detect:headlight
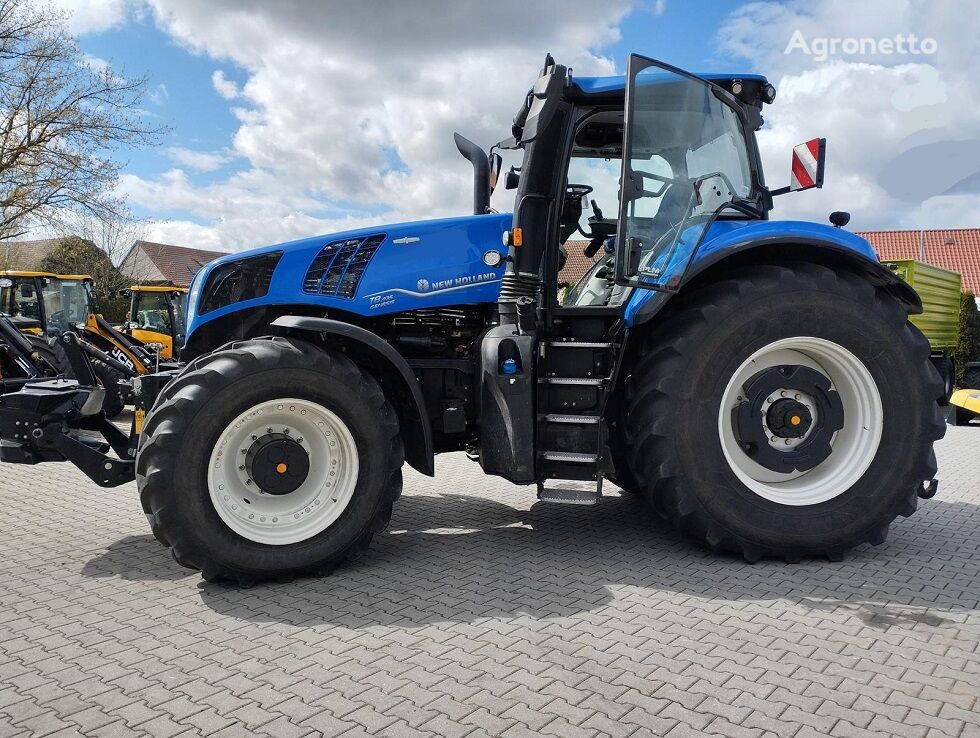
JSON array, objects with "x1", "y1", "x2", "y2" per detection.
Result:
[{"x1": 199, "y1": 251, "x2": 283, "y2": 315}]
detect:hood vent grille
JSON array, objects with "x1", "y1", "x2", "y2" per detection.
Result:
[{"x1": 303, "y1": 233, "x2": 386, "y2": 299}]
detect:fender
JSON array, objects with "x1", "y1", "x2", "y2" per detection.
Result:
[
  {"x1": 626, "y1": 221, "x2": 922, "y2": 326},
  {"x1": 270, "y1": 315, "x2": 435, "y2": 476}
]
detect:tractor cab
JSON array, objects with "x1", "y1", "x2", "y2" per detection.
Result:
[
  {"x1": 500, "y1": 55, "x2": 780, "y2": 318},
  {"x1": 117, "y1": 286, "x2": 188, "y2": 360}
]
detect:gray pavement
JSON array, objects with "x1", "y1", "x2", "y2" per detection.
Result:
[{"x1": 0, "y1": 424, "x2": 978, "y2": 737}]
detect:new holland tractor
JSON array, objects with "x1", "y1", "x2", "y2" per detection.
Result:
[{"x1": 0, "y1": 55, "x2": 945, "y2": 584}]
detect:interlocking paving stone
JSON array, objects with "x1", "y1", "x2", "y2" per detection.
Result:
[{"x1": 0, "y1": 420, "x2": 978, "y2": 736}]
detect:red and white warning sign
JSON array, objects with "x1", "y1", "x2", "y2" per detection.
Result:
[{"x1": 790, "y1": 137, "x2": 825, "y2": 191}]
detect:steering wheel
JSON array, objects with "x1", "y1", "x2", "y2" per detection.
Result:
[{"x1": 566, "y1": 183, "x2": 593, "y2": 199}]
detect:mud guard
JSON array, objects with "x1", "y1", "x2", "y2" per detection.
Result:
[{"x1": 270, "y1": 315, "x2": 435, "y2": 476}]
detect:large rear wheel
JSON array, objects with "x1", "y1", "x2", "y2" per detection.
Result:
[
  {"x1": 137, "y1": 337, "x2": 403, "y2": 584},
  {"x1": 623, "y1": 261, "x2": 946, "y2": 561}
]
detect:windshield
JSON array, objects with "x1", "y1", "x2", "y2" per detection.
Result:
[
  {"x1": 173, "y1": 293, "x2": 187, "y2": 339},
  {"x1": 618, "y1": 64, "x2": 754, "y2": 290},
  {"x1": 42, "y1": 279, "x2": 92, "y2": 332}
]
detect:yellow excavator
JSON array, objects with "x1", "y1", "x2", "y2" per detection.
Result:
[{"x1": 116, "y1": 286, "x2": 187, "y2": 361}]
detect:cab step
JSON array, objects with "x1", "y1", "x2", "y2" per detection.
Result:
[
  {"x1": 541, "y1": 377, "x2": 605, "y2": 386},
  {"x1": 541, "y1": 450, "x2": 599, "y2": 463},
  {"x1": 537, "y1": 478, "x2": 602, "y2": 505},
  {"x1": 544, "y1": 341, "x2": 612, "y2": 349},
  {"x1": 543, "y1": 414, "x2": 600, "y2": 424}
]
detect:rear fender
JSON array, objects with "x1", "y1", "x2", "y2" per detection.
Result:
[
  {"x1": 270, "y1": 315, "x2": 434, "y2": 476},
  {"x1": 627, "y1": 231, "x2": 922, "y2": 326}
]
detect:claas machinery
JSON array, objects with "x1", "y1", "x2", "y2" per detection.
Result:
[{"x1": 0, "y1": 55, "x2": 945, "y2": 584}]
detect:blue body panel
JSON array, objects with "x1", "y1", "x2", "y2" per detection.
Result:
[
  {"x1": 185, "y1": 213, "x2": 511, "y2": 344},
  {"x1": 573, "y1": 72, "x2": 767, "y2": 95},
  {"x1": 184, "y1": 211, "x2": 878, "y2": 342},
  {"x1": 622, "y1": 220, "x2": 880, "y2": 325}
]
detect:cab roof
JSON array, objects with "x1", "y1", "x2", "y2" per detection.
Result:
[
  {"x1": 128, "y1": 285, "x2": 188, "y2": 293},
  {"x1": 2, "y1": 270, "x2": 93, "y2": 281},
  {"x1": 572, "y1": 72, "x2": 768, "y2": 95}
]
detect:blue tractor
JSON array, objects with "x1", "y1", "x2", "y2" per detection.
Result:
[{"x1": 0, "y1": 55, "x2": 945, "y2": 583}]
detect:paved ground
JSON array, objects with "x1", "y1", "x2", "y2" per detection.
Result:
[{"x1": 0, "y1": 424, "x2": 978, "y2": 738}]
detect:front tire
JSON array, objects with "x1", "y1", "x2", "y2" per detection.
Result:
[
  {"x1": 623, "y1": 261, "x2": 946, "y2": 561},
  {"x1": 137, "y1": 337, "x2": 404, "y2": 584},
  {"x1": 90, "y1": 359, "x2": 127, "y2": 418}
]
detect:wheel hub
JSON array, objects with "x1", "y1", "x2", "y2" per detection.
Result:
[
  {"x1": 733, "y1": 364, "x2": 844, "y2": 474},
  {"x1": 245, "y1": 432, "x2": 310, "y2": 495},
  {"x1": 766, "y1": 398, "x2": 812, "y2": 439}
]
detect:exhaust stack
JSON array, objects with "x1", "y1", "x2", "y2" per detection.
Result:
[{"x1": 454, "y1": 133, "x2": 490, "y2": 216}]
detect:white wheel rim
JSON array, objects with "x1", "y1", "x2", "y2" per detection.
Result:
[
  {"x1": 718, "y1": 337, "x2": 883, "y2": 506},
  {"x1": 208, "y1": 398, "x2": 359, "y2": 545}
]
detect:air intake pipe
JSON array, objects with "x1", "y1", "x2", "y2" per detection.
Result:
[{"x1": 454, "y1": 132, "x2": 490, "y2": 215}]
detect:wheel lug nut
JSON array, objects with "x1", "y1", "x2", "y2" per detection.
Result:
[
  {"x1": 238, "y1": 465, "x2": 245, "y2": 471},
  {"x1": 245, "y1": 479, "x2": 252, "y2": 485},
  {"x1": 251, "y1": 435, "x2": 258, "y2": 441},
  {"x1": 283, "y1": 428, "x2": 290, "y2": 435}
]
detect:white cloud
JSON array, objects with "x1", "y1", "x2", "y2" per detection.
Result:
[
  {"x1": 148, "y1": 82, "x2": 169, "y2": 105},
  {"x1": 716, "y1": 0, "x2": 980, "y2": 230},
  {"x1": 211, "y1": 70, "x2": 239, "y2": 100},
  {"x1": 128, "y1": 0, "x2": 632, "y2": 250},
  {"x1": 165, "y1": 147, "x2": 232, "y2": 172},
  {"x1": 81, "y1": 53, "x2": 110, "y2": 73},
  {"x1": 50, "y1": 0, "x2": 128, "y2": 35}
]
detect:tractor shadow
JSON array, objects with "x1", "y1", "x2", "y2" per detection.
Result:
[
  {"x1": 81, "y1": 534, "x2": 197, "y2": 582},
  {"x1": 197, "y1": 485, "x2": 980, "y2": 629}
]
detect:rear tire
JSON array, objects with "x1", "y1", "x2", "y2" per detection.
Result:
[
  {"x1": 963, "y1": 363, "x2": 980, "y2": 390},
  {"x1": 136, "y1": 337, "x2": 403, "y2": 584},
  {"x1": 930, "y1": 355, "x2": 954, "y2": 404},
  {"x1": 623, "y1": 262, "x2": 945, "y2": 561}
]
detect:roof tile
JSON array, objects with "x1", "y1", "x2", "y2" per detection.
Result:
[
  {"x1": 858, "y1": 229, "x2": 980, "y2": 294},
  {"x1": 128, "y1": 240, "x2": 228, "y2": 287}
]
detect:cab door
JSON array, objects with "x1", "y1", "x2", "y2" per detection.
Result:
[{"x1": 614, "y1": 55, "x2": 753, "y2": 292}]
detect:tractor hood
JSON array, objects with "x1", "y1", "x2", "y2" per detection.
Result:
[{"x1": 185, "y1": 212, "x2": 512, "y2": 340}]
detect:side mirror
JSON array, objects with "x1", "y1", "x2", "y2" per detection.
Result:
[
  {"x1": 488, "y1": 152, "x2": 503, "y2": 195},
  {"x1": 505, "y1": 167, "x2": 520, "y2": 190},
  {"x1": 789, "y1": 137, "x2": 826, "y2": 191}
]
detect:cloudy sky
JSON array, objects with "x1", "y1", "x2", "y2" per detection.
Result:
[{"x1": 61, "y1": 0, "x2": 979, "y2": 251}]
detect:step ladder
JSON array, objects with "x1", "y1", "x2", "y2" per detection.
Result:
[{"x1": 536, "y1": 339, "x2": 615, "y2": 504}]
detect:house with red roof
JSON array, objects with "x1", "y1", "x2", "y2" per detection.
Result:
[{"x1": 119, "y1": 240, "x2": 228, "y2": 288}]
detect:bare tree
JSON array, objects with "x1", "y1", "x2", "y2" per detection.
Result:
[
  {"x1": 51, "y1": 210, "x2": 149, "y2": 289},
  {"x1": 0, "y1": 0, "x2": 162, "y2": 240}
]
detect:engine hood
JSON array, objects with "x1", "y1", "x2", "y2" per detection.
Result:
[{"x1": 186, "y1": 212, "x2": 512, "y2": 338}]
